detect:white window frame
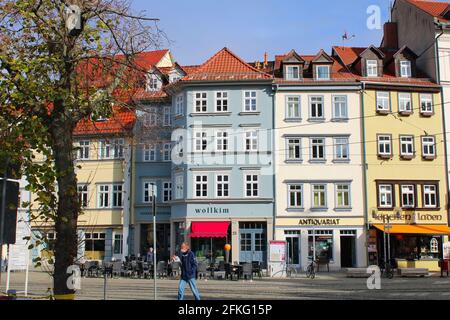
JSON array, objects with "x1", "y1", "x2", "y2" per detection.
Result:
[
  {"x1": 112, "y1": 184, "x2": 123, "y2": 208},
  {"x1": 163, "y1": 106, "x2": 172, "y2": 126},
  {"x1": 162, "y1": 143, "x2": 171, "y2": 162},
  {"x1": 244, "y1": 129, "x2": 259, "y2": 152},
  {"x1": 287, "y1": 138, "x2": 302, "y2": 161},
  {"x1": 335, "y1": 184, "x2": 351, "y2": 209},
  {"x1": 376, "y1": 92, "x2": 390, "y2": 112},
  {"x1": 162, "y1": 181, "x2": 172, "y2": 203},
  {"x1": 401, "y1": 185, "x2": 415, "y2": 208},
  {"x1": 215, "y1": 174, "x2": 230, "y2": 198},
  {"x1": 366, "y1": 60, "x2": 378, "y2": 77},
  {"x1": 312, "y1": 184, "x2": 327, "y2": 209},
  {"x1": 194, "y1": 131, "x2": 208, "y2": 152},
  {"x1": 175, "y1": 94, "x2": 184, "y2": 116},
  {"x1": 78, "y1": 184, "x2": 89, "y2": 208},
  {"x1": 194, "y1": 92, "x2": 208, "y2": 113},
  {"x1": 286, "y1": 65, "x2": 300, "y2": 80},
  {"x1": 379, "y1": 184, "x2": 393, "y2": 208},
  {"x1": 215, "y1": 91, "x2": 229, "y2": 112},
  {"x1": 420, "y1": 94, "x2": 433, "y2": 114},
  {"x1": 422, "y1": 136, "x2": 436, "y2": 158},
  {"x1": 315, "y1": 65, "x2": 330, "y2": 80},
  {"x1": 378, "y1": 135, "x2": 392, "y2": 157},
  {"x1": 78, "y1": 140, "x2": 90, "y2": 160},
  {"x1": 98, "y1": 184, "x2": 110, "y2": 208},
  {"x1": 400, "y1": 60, "x2": 412, "y2": 78},
  {"x1": 194, "y1": 174, "x2": 208, "y2": 198},
  {"x1": 287, "y1": 184, "x2": 303, "y2": 209},
  {"x1": 143, "y1": 144, "x2": 157, "y2": 162},
  {"x1": 400, "y1": 135, "x2": 414, "y2": 157},
  {"x1": 310, "y1": 137, "x2": 326, "y2": 161},
  {"x1": 332, "y1": 95, "x2": 348, "y2": 120},
  {"x1": 244, "y1": 173, "x2": 259, "y2": 198},
  {"x1": 243, "y1": 91, "x2": 257, "y2": 112},
  {"x1": 309, "y1": 96, "x2": 324, "y2": 120},
  {"x1": 175, "y1": 175, "x2": 184, "y2": 200},
  {"x1": 423, "y1": 185, "x2": 437, "y2": 208},
  {"x1": 334, "y1": 137, "x2": 349, "y2": 161},
  {"x1": 398, "y1": 92, "x2": 412, "y2": 113},
  {"x1": 286, "y1": 96, "x2": 301, "y2": 120},
  {"x1": 143, "y1": 181, "x2": 156, "y2": 204},
  {"x1": 216, "y1": 130, "x2": 229, "y2": 152}
]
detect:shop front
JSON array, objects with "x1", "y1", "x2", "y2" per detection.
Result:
[
  {"x1": 188, "y1": 221, "x2": 231, "y2": 264},
  {"x1": 372, "y1": 224, "x2": 450, "y2": 272},
  {"x1": 275, "y1": 217, "x2": 367, "y2": 270}
]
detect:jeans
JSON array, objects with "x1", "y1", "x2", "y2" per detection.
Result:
[{"x1": 178, "y1": 278, "x2": 201, "y2": 300}]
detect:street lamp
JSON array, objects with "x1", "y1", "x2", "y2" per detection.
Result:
[{"x1": 372, "y1": 208, "x2": 402, "y2": 268}]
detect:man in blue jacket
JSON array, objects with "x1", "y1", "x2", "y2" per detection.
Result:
[{"x1": 178, "y1": 242, "x2": 201, "y2": 300}]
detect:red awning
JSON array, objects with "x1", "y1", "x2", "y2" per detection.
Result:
[{"x1": 188, "y1": 222, "x2": 230, "y2": 238}]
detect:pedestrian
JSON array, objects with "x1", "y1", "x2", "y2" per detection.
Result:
[
  {"x1": 146, "y1": 247, "x2": 155, "y2": 264},
  {"x1": 178, "y1": 242, "x2": 201, "y2": 300}
]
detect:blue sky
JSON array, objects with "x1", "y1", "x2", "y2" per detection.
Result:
[{"x1": 131, "y1": 0, "x2": 393, "y2": 65}]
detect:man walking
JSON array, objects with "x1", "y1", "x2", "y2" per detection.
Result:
[{"x1": 178, "y1": 242, "x2": 201, "y2": 300}]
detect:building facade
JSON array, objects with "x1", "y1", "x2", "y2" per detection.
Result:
[
  {"x1": 272, "y1": 49, "x2": 367, "y2": 270},
  {"x1": 167, "y1": 48, "x2": 274, "y2": 265}
]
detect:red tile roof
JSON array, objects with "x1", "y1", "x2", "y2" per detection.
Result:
[
  {"x1": 405, "y1": 0, "x2": 450, "y2": 22},
  {"x1": 181, "y1": 47, "x2": 272, "y2": 81},
  {"x1": 74, "y1": 108, "x2": 136, "y2": 136}
]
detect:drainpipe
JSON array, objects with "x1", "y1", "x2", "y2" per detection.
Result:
[
  {"x1": 434, "y1": 26, "x2": 450, "y2": 227},
  {"x1": 360, "y1": 82, "x2": 370, "y2": 267},
  {"x1": 272, "y1": 84, "x2": 278, "y2": 242}
]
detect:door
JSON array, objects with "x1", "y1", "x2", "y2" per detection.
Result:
[
  {"x1": 286, "y1": 237, "x2": 300, "y2": 266},
  {"x1": 239, "y1": 222, "x2": 267, "y2": 265},
  {"x1": 340, "y1": 236, "x2": 356, "y2": 268}
]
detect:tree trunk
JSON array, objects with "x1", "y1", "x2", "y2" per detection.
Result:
[{"x1": 50, "y1": 106, "x2": 79, "y2": 298}]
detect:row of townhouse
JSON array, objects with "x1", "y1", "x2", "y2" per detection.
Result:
[{"x1": 26, "y1": 0, "x2": 450, "y2": 272}]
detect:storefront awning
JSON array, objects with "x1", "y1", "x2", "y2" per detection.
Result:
[
  {"x1": 374, "y1": 224, "x2": 450, "y2": 235},
  {"x1": 188, "y1": 222, "x2": 230, "y2": 238}
]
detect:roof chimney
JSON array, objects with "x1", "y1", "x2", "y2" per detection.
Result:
[
  {"x1": 263, "y1": 52, "x2": 268, "y2": 68},
  {"x1": 382, "y1": 22, "x2": 398, "y2": 49}
]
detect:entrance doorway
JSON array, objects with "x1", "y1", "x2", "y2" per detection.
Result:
[
  {"x1": 239, "y1": 222, "x2": 267, "y2": 265},
  {"x1": 140, "y1": 223, "x2": 170, "y2": 262},
  {"x1": 340, "y1": 230, "x2": 356, "y2": 268}
]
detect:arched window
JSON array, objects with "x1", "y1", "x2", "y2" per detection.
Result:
[{"x1": 430, "y1": 238, "x2": 439, "y2": 253}]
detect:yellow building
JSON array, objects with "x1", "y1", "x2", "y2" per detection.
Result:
[{"x1": 335, "y1": 42, "x2": 450, "y2": 271}]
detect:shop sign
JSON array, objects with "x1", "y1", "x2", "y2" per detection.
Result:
[
  {"x1": 298, "y1": 218, "x2": 341, "y2": 226},
  {"x1": 372, "y1": 212, "x2": 443, "y2": 223},
  {"x1": 193, "y1": 207, "x2": 230, "y2": 214},
  {"x1": 444, "y1": 242, "x2": 450, "y2": 260}
]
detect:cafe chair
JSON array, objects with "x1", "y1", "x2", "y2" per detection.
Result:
[
  {"x1": 197, "y1": 262, "x2": 209, "y2": 281},
  {"x1": 156, "y1": 261, "x2": 168, "y2": 279},
  {"x1": 242, "y1": 263, "x2": 253, "y2": 281},
  {"x1": 171, "y1": 262, "x2": 181, "y2": 279}
]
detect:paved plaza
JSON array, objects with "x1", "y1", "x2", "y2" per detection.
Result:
[{"x1": 2, "y1": 270, "x2": 450, "y2": 300}]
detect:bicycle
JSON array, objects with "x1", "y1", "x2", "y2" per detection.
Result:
[
  {"x1": 305, "y1": 258, "x2": 316, "y2": 279},
  {"x1": 272, "y1": 263, "x2": 299, "y2": 278},
  {"x1": 379, "y1": 260, "x2": 395, "y2": 279}
]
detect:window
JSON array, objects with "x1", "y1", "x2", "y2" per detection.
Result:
[
  {"x1": 98, "y1": 185, "x2": 110, "y2": 208},
  {"x1": 175, "y1": 95, "x2": 184, "y2": 116},
  {"x1": 334, "y1": 137, "x2": 349, "y2": 161},
  {"x1": 99, "y1": 140, "x2": 112, "y2": 159},
  {"x1": 162, "y1": 143, "x2": 171, "y2": 162},
  {"x1": 245, "y1": 174, "x2": 259, "y2": 197},
  {"x1": 143, "y1": 144, "x2": 157, "y2": 162},
  {"x1": 400, "y1": 60, "x2": 412, "y2": 78},
  {"x1": 143, "y1": 181, "x2": 155, "y2": 203},
  {"x1": 400, "y1": 135, "x2": 414, "y2": 157},
  {"x1": 194, "y1": 175, "x2": 208, "y2": 198},
  {"x1": 163, "y1": 106, "x2": 171, "y2": 126},
  {"x1": 378, "y1": 135, "x2": 392, "y2": 157},
  {"x1": 311, "y1": 138, "x2": 325, "y2": 160},
  {"x1": 78, "y1": 185, "x2": 88, "y2": 208},
  {"x1": 367, "y1": 60, "x2": 378, "y2": 77},
  {"x1": 163, "y1": 182, "x2": 172, "y2": 202},
  {"x1": 376, "y1": 92, "x2": 390, "y2": 112},
  {"x1": 401, "y1": 185, "x2": 415, "y2": 208},
  {"x1": 316, "y1": 65, "x2": 330, "y2": 80},
  {"x1": 112, "y1": 184, "x2": 123, "y2": 208},
  {"x1": 216, "y1": 174, "x2": 230, "y2": 198},
  {"x1": 422, "y1": 136, "x2": 436, "y2": 158},
  {"x1": 333, "y1": 96, "x2": 348, "y2": 119},
  {"x1": 245, "y1": 130, "x2": 258, "y2": 152},
  {"x1": 286, "y1": 96, "x2": 301, "y2": 119},
  {"x1": 244, "y1": 91, "x2": 257, "y2": 112},
  {"x1": 175, "y1": 175, "x2": 184, "y2": 199},
  {"x1": 312, "y1": 184, "x2": 327, "y2": 208},
  {"x1": 78, "y1": 140, "x2": 90, "y2": 160},
  {"x1": 176, "y1": 136, "x2": 184, "y2": 159},
  {"x1": 113, "y1": 139, "x2": 124, "y2": 159},
  {"x1": 144, "y1": 108, "x2": 157, "y2": 127},
  {"x1": 423, "y1": 185, "x2": 437, "y2": 208},
  {"x1": 379, "y1": 184, "x2": 393, "y2": 208},
  {"x1": 336, "y1": 184, "x2": 350, "y2": 208},
  {"x1": 286, "y1": 66, "x2": 300, "y2": 80},
  {"x1": 288, "y1": 184, "x2": 303, "y2": 208},
  {"x1": 398, "y1": 93, "x2": 412, "y2": 113},
  {"x1": 85, "y1": 233, "x2": 106, "y2": 252},
  {"x1": 147, "y1": 75, "x2": 159, "y2": 91},
  {"x1": 420, "y1": 94, "x2": 433, "y2": 114},
  {"x1": 287, "y1": 138, "x2": 301, "y2": 161},
  {"x1": 194, "y1": 92, "x2": 207, "y2": 113},
  {"x1": 309, "y1": 96, "x2": 324, "y2": 119},
  {"x1": 194, "y1": 131, "x2": 208, "y2": 152},
  {"x1": 216, "y1": 131, "x2": 229, "y2": 152},
  {"x1": 215, "y1": 91, "x2": 228, "y2": 112},
  {"x1": 431, "y1": 238, "x2": 439, "y2": 253},
  {"x1": 113, "y1": 234, "x2": 123, "y2": 255}
]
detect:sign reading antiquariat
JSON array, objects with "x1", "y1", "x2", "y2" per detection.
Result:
[{"x1": 298, "y1": 218, "x2": 341, "y2": 226}]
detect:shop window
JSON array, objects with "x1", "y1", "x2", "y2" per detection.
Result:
[
  {"x1": 85, "y1": 233, "x2": 106, "y2": 252},
  {"x1": 430, "y1": 238, "x2": 439, "y2": 253},
  {"x1": 308, "y1": 230, "x2": 333, "y2": 260},
  {"x1": 114, "y1": 234, "x2": 123, "y2": 255}
]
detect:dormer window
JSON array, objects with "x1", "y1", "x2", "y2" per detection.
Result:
[
  {"x1": 146, "y1": 74, "x2": 160, "y2": 91},
  {"x1": 400, "y1": 60, "x2": 411, "y2": 78},
  {"x1": 367, "y1": 60, "x2": 378, "y2": 77},
  {"x1": 315, "y1": 65, "x2": 330, "y2": 80},
  {"x1": 286, "y1": 66, "x2": 300, "y2": 80}
]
